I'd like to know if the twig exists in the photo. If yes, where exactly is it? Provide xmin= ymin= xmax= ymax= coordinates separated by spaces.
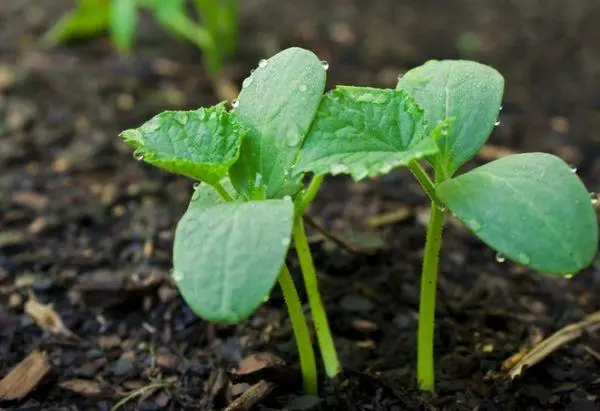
xmin=302 ymin=215 xmax=372 ymax=255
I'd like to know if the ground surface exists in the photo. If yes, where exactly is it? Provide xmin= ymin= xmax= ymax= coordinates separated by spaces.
xmin=1 ymin=0 xmax=600 ymax=409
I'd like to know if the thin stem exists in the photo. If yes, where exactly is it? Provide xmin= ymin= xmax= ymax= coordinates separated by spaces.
xmin=211 ymin=181 xmax=234 ymax=201
xmin=408 ymin=162 xmax=439 ymax=203
xmin=417 ymin=200 xmax=446 ymax=391
xmin=296 ymin=175 xmax=324 ymax=217
xmin=278 ymin=265 xmax=318 ymax=394
xmin=292 ymin=218 xmax=341 ymax=377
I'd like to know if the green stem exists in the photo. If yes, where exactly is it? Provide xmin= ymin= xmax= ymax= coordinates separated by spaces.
xmin=278 ymin=265 xmax=318 ymax=394
xmin=292 ymin=218 xmax=341 ymax=377
xmin=296 ymin=175 xmax=324 ymax=217
xmin=417 ymin=200 xmax=446 ymax=391
xmin=211 ymin=181 xmax=234 ymax=201
xmin=408 ymin=162 xmax=439 ymax=203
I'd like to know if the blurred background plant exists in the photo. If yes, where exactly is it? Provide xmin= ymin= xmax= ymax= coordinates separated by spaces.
xmin=42 ymin=0 xmax=237 ymax=74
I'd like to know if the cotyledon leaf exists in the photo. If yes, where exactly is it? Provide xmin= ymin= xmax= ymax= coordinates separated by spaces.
xmin=119 ymin=103 xmax=246 ymax=184
xmin=293 ymin=86 xmax=439 ymax=180
xmin=436 ymin=153 xmax=599 ymax=275
xmin=397 ymin=60 xmax=504 ymax=179
xmin=229 ymin=47 xmax=326 ymax=199
xmin=172 ymin=184 xmax=295 ymax=323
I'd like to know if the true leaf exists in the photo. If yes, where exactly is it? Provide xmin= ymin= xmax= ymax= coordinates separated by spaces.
xmin=119 ymin=103 xmax=246 ymax=184
xmin=294 ymin=87 xmax=438 ymax=180
xmin=397 ymin=60 xmax=504 ymax=179
xmin=110 ymin=0 xmax=139 ymax=52
xmin=172 ymin=184 xmax=294 ymax=323
xmin=229 ymin=47 xmax=326 ymax=199
xmin=436 ymin=153 xmax=599 ymax=274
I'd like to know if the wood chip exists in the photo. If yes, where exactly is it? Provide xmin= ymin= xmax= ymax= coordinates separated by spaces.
xmin=365 ymin=207 xmax=411 ymax=228
xmin=0 ymin=351 xmax=52 ymax=400
xmin=224 ymin=381 xmax=276 ymax=411
xmin=58 ymin=379 xmax=104 ymax=397
xmin=24 ymin=293 xmax=78 ymax=338
xmin=506 ymin=310 xmax=600 ymax=378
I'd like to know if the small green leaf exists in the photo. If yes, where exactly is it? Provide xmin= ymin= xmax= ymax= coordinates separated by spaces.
xmin=119 ymin=103 xmax=246 ymax=184
xmin=173 ymin=185 xmax=294 ymax=323
xmin=229 ymin=47 xmax=326 ymax=199
xmin=110 ymin=0 xmax=139 ymax=53
xmin=294 ymin=87 xmax=438 ymax=180
xmin=42 ymin=0 xmax=110 ymax=47
xmin=436 ymin=153 xmax=599 ymax=275
xmin=397 ymin=60 xmax=504 ymax=179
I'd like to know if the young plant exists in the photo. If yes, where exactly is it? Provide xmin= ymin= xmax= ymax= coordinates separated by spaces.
xmin=43 ymin=0 xmax=237 ymax=74
xmin=119 ymin=47 xmax=599 ymax=394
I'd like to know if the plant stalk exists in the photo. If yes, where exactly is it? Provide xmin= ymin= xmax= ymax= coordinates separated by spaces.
xmin=408 ymin=162 xmax=440 ymax=203
xmin=417 ymin=200 xmax=446 ymax=391
xmin=278 ymin=265 xmax=318 ymax=394
xmin=212 ymin=181 xmax=234 ymax=201
xmin=292 ymin=218 xmax=341 ymax=377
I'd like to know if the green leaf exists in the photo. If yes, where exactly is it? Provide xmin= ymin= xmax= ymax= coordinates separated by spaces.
xmin=42 ymin=0 xmax=110 ymax=47
xmin=397 ymin=60 xmax=504 ymax=179
xmin=294 ymin=87 xmax=438 ymax=180
xmin=436 ymin=153 xmax=599 ymax=275
xmin=173 ymin=185 xmax=294 ymax=323
xmin=110 ymin=0 xmax=139 ymax=53
xmin=119 ymin=103 xmax=246 ymax=184
xmin=229 ymin=47 xmax=326 ymax=199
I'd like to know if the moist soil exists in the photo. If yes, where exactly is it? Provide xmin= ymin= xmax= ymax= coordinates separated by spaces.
xmin=2 ymin=1 xmax=600 ymax=410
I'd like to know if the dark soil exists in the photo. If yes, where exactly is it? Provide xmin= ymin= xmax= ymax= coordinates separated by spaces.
xmin=2 ymin=0 xmax=600 ymax=409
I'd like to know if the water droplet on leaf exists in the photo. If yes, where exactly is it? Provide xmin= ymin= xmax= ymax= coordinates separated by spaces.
xmin=193 ymin=182 xmax=200 ymax=189
xmin=499 ymin=105 xmax=504 ymax=111
xmin=231 ymin=98 xmax=239 ymax=108
xmin=281 ymin=237 xmax=290 ymax=247
xmin=331 ymin=164 xmax=348 ymax=174
xmin=321 ymin=60 xmax=329 ymax=70
xmin=397 ymin=73 xmax=404 ymax=81
xmin=494 ymin=119 xmax=501 ymax=126
xmin=436 ymin=203 xmax=447 ymax=212
xmin=258 ymin=59 xmax=268 ymax=68
xmin=495 ymin=252 xmax=506 ymax=263
xmin=242 ymin=76 xmax=253 ymax=88
xmin=298 ymin=84 xmax=308 ymax=92
xmin=517 ymin=252 xmax=531 ymax=265
xmin=254 ymin=173 xmax=263 ymax=188
xmin=133 ymin=150 xmax=144 ymax=161
xmin=570 ymin=164 xmax=577 ymax=173
xmin=250 ymin=68 xmax=255 ymax=74
xmin=172 ymin=271 xmax=183 ymax=281
xmin=466 ymin=218 xmax=482 ymax=232
xmin=283 ymin=195 xmax=292 ymax=202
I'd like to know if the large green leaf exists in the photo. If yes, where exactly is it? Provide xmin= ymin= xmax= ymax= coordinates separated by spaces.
xmin=294 ymin=87 xmax=439 ymax=180
xmin=229 ymin=47 xmax=327 ymax=199
xmin=436 ymin=153 xmax=599 ymax=275
xmin=119 ymin=103 xmax=246 ymax=184
xmin=397 ymin=60 xmax=504 ymax=179
xmin=173 ymin=185 xmax=294 ymax=323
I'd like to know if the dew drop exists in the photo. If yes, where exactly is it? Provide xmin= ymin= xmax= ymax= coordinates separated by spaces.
xmin=494 ymin=119 xmax=501 ymax=126
xmin=254 ymin=173 xmax=263 ymax=188
xmin=193 ymin=182 xmax=200 ymax=189
xmin=331 ymin=164 xmax=348 ymax=174
xmin=397 ymin=73 xmax=404 ymax=81
xmin=466 ymin=218 xmax=482 ymax=232
xmin=499 ymin=105 xmax=504 ymax=111
xmin=321 ymin=60 xmax=329 ymax=70
xmin=172 ymin=270 xmax=183 ymax=282
xmin=258 ymin=59 xmax=268 ymax=68
xmin=495 ymin=252 xmax=506 ymax=263
xmin=569 ymin=164 xmax=577 ymax=173
xmin=281 ymin=237 xmax=291 ymax=247
xmin=517 ymin=252 xmax=531 ymax=265
xmin=283 ymin=195 xmax=292 ymax=202
xmin=250 ymin=68 xmax=255 ymax=74
xmin=298 ymin=83 xmax=308 ymax=92
xmin=175 ymin=111 xmax=188 ymax=125
xmin=133 ymin=150 xmax=144 ymax=161
xmin=242 ymin=76 xmax=253 ymax=88
xmin=437 ymin=203 xmax=447 ymax=212
xmin=231 ymin=98 xmax=239 ymax=108
xmin=590 ymin=192 xmax=598 ymax=205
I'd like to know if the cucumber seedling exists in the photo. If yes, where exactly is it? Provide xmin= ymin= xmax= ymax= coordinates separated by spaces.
xmin=119 ymin=47 xmax=599 ymax=393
